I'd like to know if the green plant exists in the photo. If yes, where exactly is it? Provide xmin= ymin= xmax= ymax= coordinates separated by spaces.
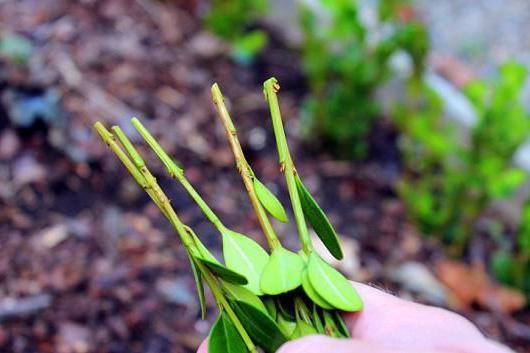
xmin=491 ymin=201 xmax=530 ymax=300
xmin=204 ymin=0 xmax=268 ymax=64
xmin=94 ymin=78 xmax=362 ymax=353
xmin=395 ymin=62 xmax=530 ymax=255
xmin=299 ymin=0 xmax=428 ymax=158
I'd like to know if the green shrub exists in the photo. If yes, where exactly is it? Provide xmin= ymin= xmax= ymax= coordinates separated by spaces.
xmin=204 ymin=0 xmax=268 ymax=64
xmin=396 ymin=62 xmax=530 ymax=255
xmin=492 ymin=202 xmax=530 ymax=299
xmin=299 ymin=0 xmax=428 ymax=158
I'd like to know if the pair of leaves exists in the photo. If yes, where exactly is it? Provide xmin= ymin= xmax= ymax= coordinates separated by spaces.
xmin=208 ymin=313 xmax=247 ymax=353
xmin=222 ymin=228 xmax=269 ymax=295
xmin=189 ymin=229 xmax=248 ymax=286
xmin=260 ymin=247 xmax=305 ymax=295
xmin=223 ymin=282 xmax=267 ymax=314
xmin=254 ymin=178 xmax=288 ymax=223
xmin=295 ymin=175 xmax=344 ymax=260
xmin=233 ymin=300 xmax=287 ymax=353
xmin=304 ymin=253 xmax=363 ymax=312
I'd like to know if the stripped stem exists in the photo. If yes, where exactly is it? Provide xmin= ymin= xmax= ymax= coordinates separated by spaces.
xmin=130 ymin=118 xmax=226 ymax=232
xmin=263 ymin=78 xmax=312 ymax=254
xmin=211 ymin=83 xmax=281 ymax=250
xmin=199 ymin=263 xmax=257 ymax=352
xmin=95 ymin=122 xmax=257 ymax=352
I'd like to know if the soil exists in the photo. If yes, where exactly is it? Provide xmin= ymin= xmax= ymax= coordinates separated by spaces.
xmin=0 ymin=1 xmax=528 ymax=352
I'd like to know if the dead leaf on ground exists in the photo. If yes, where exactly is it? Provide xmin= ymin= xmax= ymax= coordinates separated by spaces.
xmin=436 ymin=260 xmax=525 ymax=314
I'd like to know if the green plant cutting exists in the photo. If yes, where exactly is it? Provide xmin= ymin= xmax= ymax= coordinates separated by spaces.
xmin=94 ymin=78 xmax=362 ymax=353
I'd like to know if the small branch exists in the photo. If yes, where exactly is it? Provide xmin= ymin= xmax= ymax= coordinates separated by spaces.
xmin=199 ymin=263 xmax=257 ymax=353
xmin=131 ymin=118 xmax=226 ymax=232
xmin=263 ymin=78 xmax=312 ymax=254
xmin=211 ymin=84 xmax=281 ymax=250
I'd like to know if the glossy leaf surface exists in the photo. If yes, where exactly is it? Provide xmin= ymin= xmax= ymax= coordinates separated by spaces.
xmin=208 ymin=313 xmax=247 ymax=353
xmin=307 ymin=253 xmax=362 ymax=311
xmin=301 ymin=270 xmax=333 ymax=309
xmin=233 ymin=300 xmax=287 ymax=353
xmin=295 ymin=175 xmax=343 ymax=260
xmin=254 ymin=178 xmax=288 ymax=222
xmin=196 ymin=256 xmax=248 ymax=285
xmin=260 ymin=248 xmax=305 ymax=295
xmin=222 ymin=229 xmax=269 ymax=295
xmin=223 ymin=282 xmax=267 ymax=313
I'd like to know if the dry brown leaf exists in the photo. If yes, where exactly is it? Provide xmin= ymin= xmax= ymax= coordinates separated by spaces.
xmin=436 ymin=260 xmax=525 ymax=314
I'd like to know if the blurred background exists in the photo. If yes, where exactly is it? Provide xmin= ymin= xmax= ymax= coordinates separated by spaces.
xmin=0 ymin=0 xmax=529 ymax=352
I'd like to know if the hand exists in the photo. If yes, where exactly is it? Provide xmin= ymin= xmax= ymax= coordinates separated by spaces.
xmin=197 ymin=282 xmax=514 ymax=353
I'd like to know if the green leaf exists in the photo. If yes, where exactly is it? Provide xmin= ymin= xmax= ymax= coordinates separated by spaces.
xmin=262 ymin=296 xmax=277 ymax=320
xmin=301 ymin=269 xmax=333 ymax=309
xmin=331 ymin=310 xmax=350 ymax=337
xmin=254 ymin=178 xmax=288 ymax=223
xmin=222 ymin=229 xmax=269 ymax=295
xmin=276 ymin=313 xmax=297 ymax=337
xmin=295 ymin=175 xmax=343 ymax=260
xmin=260 ymin=247 xmax=305 ymax=294
xmin=188 ymin=253 xmax=206 ymax=319
xmin=233 ymin=300 xmax=287 ymax=353
xmin=196 ymin=256 xmax=248 ymax=285
xmin=322 ymin=310 xmax=340 ymax=337
xmin=312 ymin=305 xmax=325 ymax=334
xmin=223 ymin=282 xmax=267 ymax=314
xmin=291 ymin=320 xmax=318 ymax=339
xmin=189 ymin=230 xmax=219 ymax=263
xmin=208 ymin=313 xmax=248 ymax=353
xmin=307 ymin=253 xmax=362 ymax=312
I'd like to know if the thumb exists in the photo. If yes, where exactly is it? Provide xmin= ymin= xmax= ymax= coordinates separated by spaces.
xmin=276 ymin=335 xmax=445 ymax=353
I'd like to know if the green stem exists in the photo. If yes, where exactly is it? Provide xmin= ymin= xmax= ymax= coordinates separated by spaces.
xmin=130 ymin=118 xmax=226 ymax=232
xmin=263 ymin=78 xmax=312 ymax=254
xmin=97 ymin=122 xmax=256 ymax=352
xmin=200 ymin=264 xmax=257 ymax=353
xmin=211 ymin=83 xmax=281 ymax=250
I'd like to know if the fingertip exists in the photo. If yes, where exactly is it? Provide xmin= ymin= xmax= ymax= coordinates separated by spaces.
xmin=277 ymin=335 xmax=345 ymax=353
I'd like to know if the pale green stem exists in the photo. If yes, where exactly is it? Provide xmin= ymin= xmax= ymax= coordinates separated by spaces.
xmin=199 ymin=263 xmax=257 ymax=352
xmin=130 ymin=118 xmax=226 ymax=232
xmin=211 ymin=83 xmax=281 ymax=250
xmin=96 ymin=122 xmax=257 ymax=352
xmin=263 ymin=78 xmax=312 ymax=254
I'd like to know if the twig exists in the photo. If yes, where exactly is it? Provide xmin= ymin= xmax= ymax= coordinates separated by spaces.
xmin=211 ymin=84 xmax=281 ymax=250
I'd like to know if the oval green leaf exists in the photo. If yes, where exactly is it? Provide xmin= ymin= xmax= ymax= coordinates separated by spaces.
xmin=222 ymin=229 xmax=269 ymax=295
xmin=196 ymin=256 xmax=248 ymax=285
xmin=233 ymin=300 xmax=287 ymax=353
xmin=295 ymin=175 xmax=343 ymax=260
xmin=208 ymin=313 xmax=247 ymax=353
xmin=291 ymin=320 xmax=318 ymax=339
xmin=301 ymin=270 xmax=333 ymax=309
xmin=254 ymin=178 xmax=288 ymax=222
xmin=188 ymin=253 xmax=206 ymax=319
xmin=307 ymin=253 xmax=362 ymax=312
xmin=223 ymin=282 xmax=267 ymax=314
xmin=276 ymin=313 xmax=297 ymax=337
xmin=260 ymin=247 xmax=305 ymax=295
